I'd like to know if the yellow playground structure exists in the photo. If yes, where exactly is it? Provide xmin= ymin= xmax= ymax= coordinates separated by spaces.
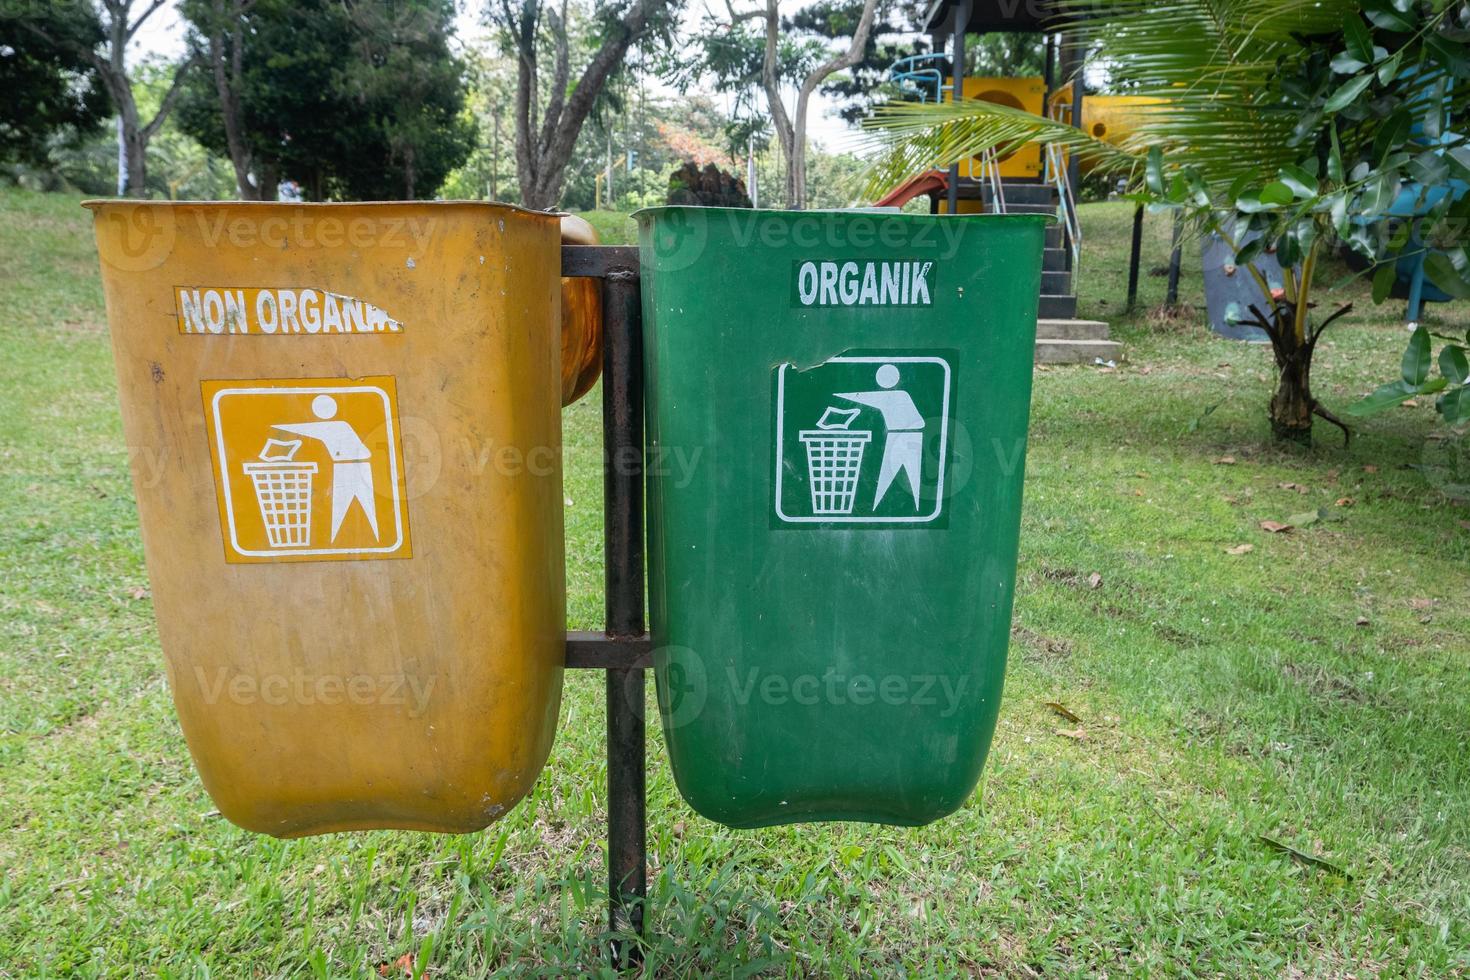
xmin=873 ymin=0 xmax=1141 ymax=361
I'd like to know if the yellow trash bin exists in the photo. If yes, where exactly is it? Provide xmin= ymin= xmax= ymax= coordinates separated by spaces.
xmin=88 ymin=201 xmax=567 ymax=837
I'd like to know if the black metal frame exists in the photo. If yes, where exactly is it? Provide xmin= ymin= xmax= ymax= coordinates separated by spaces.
xmin=560 ymin=244 xmax=650 ymax=969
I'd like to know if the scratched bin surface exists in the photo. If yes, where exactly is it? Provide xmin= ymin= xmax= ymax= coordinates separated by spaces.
xmin=638 ymin=206 xmax=1046 ymax=827
xmin=89 ymin=201 xmax=565 ymax=837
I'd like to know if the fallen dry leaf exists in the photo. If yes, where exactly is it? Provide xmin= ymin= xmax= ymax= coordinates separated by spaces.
xmin=1325 ymin=468 xmax=1340 ymax=481
xmin=377 ymin=953 xmax=424 ymax=979
xmin=1363 ymin=464 xmax=1379 ymax=474
xmin=1278 ymin=482 xmax=1309 ymax=494
xmin=1214 ymin=455 xmax=1237 ymax=465
xmin=1409 ymin=598 xmax=1434 ymax=611
xmin=1045 ymin=701 xmax=1082 ymax=723
xmin=1402 ymin=398 xmax=1419 ymax=408
xmin=128 ymin=587 xmax=150 ymax=600
xmin=1055 ymin=727 xmax=1087 ymax=741
xmin=1355 ymin=616 xmax=1371 ymax=627
xmin=1335 ymin=497 xmax=1355 ymax=507
xmin=1087 ymin=572 xmax=1103 ymax=590
xmin=1458 ymin=520 xmax=1470 ymax=531
xmin=1259 ymin=520 xmax=1293 ymax=533
xmin=1225 ymin=544 xmax=1255 ymax=555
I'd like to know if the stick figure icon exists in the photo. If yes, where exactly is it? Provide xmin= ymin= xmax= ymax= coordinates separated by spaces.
xmin=273 ymin=395 xmax=379 ymax=542
xmin=835 ymin=363 xmax=924 ymax=511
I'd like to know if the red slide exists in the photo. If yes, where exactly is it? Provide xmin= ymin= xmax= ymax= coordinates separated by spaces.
xmin=874 ymin=169 xmax=949 ymax=208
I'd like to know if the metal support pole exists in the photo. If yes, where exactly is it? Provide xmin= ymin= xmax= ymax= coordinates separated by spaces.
xmin=1166 ymin=210 xmax=1183 ymax=306
xmin=1042 ymin=34 xmax=1056 ymax=119
xmin=1069 ymin=74 xmax=1084 ymax=200
xmin=946 ymin=2 xmax=969 ymax=216
xmin=600 ymin=265 xmax=646 ymax=968
xmin=1126 ymin=204 xmax=1144 ymax=313
xmin=560 ymin=244 xmax=650 ymax=967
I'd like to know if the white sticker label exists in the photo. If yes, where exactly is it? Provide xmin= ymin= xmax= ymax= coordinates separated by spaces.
xmin=793 ymin=260 xmax=934 ymax=307
xmin=176 ymin=287 xmax=403 ymax=335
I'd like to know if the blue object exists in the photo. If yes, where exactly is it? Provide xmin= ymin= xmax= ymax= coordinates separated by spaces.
xmin=887 ymin=54 xmax=950 ymax=103
xmin=1200 ymin=231 xmax=1280 ymax=341
xmin=1354 ymin=70 xmax=1466 ymax=320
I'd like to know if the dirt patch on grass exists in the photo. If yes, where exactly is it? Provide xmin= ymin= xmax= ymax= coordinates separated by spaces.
xmin=1281 ymin=661 xmax=1376 ymax=705
xmin=1145 ymin=303 xmax=1202 ymax=333
xmin=1011 ymin=625 xmax=1074 ymax=663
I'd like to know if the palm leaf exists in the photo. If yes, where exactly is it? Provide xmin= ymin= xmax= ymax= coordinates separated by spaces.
xmin=859 ymin=0 xmax=1364 ymax=199
xmin=858 ymin=99 xmax=1139 ymax=200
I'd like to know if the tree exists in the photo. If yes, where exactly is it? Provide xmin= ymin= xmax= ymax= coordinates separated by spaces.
xmin=663 ymin=15 xmax=820 ymax=167
xmin=863 ymin=0 xmax=1470 ymax=444
xmin=725 ymin=0 xmax=880 ymax=209
xmin=441 ymin=47 xmax=520 ymax=201
xmin=790 ymin=0 xmax=917 ymax=127
xmin=335 ymin=0 xmax=474 ymax=200
xmin=17 ymin=0 xmax=198 ymax=196
xmin=488 ymin=0 xmax=682 ymax=210
xmin=182 ymin=0 xmax=272 ymax=199
xmin=177 ymin=0 xmax=473 ymax=200
xmin=0 ymin=2 xmax=111 ymax=168
xmin=966 ymin=33 xmax=1044 ymax=78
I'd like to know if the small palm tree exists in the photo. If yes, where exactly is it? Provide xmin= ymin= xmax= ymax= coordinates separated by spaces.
xmin=861 ymin=0 xmax=1470 ymax=444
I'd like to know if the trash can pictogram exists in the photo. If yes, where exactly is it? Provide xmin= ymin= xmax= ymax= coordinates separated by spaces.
xmin=242 ymin=439 xmax=317 ymax=549
xmin=798 ymin=428 xmax=871 ymax=516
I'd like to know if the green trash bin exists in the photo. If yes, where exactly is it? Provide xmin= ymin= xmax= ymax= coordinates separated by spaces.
xmin=639 ymin=207 xmax=1047 ymax=828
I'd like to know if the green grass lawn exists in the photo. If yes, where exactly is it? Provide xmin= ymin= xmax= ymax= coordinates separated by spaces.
xmin=2 ymin=188 xmax=1468 ymax=976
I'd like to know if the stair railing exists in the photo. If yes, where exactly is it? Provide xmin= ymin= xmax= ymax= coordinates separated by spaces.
xmin=980 ymin=146 xmax=1007 ymax=215
xmin=1044 ymin=102 xmax=1082 ymax=275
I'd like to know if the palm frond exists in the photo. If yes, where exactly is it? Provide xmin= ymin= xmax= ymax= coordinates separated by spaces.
xmin=861 ymin=0 xmax=1364 ymax=199
xmin=858 ymin=100 xmax=1139 ymax=201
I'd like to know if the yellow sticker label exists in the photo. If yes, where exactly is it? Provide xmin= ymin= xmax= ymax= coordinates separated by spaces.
xmin=202 ymin=377 xmax=412 ymax=563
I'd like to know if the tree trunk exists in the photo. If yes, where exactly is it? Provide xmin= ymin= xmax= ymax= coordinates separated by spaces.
xmin=211 ymin=0 xmax=265 ymax=201
xmin=80 ymin=0 xmax=195 ymax=199
xmin=1269 ymin=340 xmax=1315 ymax=445
xmin=757 ymin=0 xmax=878 ymax=210
xmin=123 ymin=127 xmax=149 ymax=198
xmin=1242 ymin=242 xmax=1352 ymax=448
xmin=501 ymin=0 xmax=670 ymax=210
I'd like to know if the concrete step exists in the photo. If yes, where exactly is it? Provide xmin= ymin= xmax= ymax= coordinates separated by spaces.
xmin=1043 ymin=247 xmax=1069 ymax=272
xmin=997 ymin=182 xmax=1056 ymax=205
xmin=1035 ymin=337 xmax=1123 ymax=365
xmin=1038 ymin=293 xmax=1077 ymax=319
xmin=996 ymin=202 xmax=1058 ymax=215
xmin=1041 ymin=270 xmax=1072 ymax=296
xmin=1036 ymin=317 xmax=1110 ymax=341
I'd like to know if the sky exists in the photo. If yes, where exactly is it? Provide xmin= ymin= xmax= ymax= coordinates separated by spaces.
xmin=130 ymin=0 xmax=900 ymax=153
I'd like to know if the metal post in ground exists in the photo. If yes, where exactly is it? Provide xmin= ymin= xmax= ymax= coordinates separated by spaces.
xmin=1166 ymin=210 xmax=1183 ymax=306
xmin=600 ymin=262 xmax=647 ymax=969
xmin=946 ymin=0 xmax=970 ymax=215
xmin=1127 ymin=204 xmax=1144 ymax=312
